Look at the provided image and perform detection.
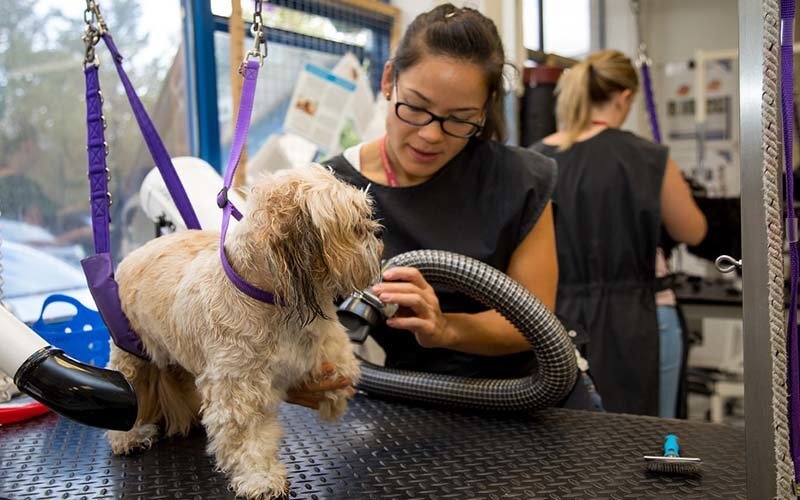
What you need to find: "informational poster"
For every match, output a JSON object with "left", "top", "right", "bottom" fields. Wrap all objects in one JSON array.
[
  {"left": 247, "top": 132, "right": 318, "bottom": 183},
  {"left": 332, "top": 52, "right": 375, "bottom": 138},
  {"left": 284, "top": 64, "right": 356, "bottom": 154},
  {"left": 662, "top": 58, "right": 740, "bottom": 197}
]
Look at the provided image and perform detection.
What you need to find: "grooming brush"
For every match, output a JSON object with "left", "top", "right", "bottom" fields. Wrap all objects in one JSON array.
[{"left": 644, "top": 434, "right": 702, "bottom": 474}]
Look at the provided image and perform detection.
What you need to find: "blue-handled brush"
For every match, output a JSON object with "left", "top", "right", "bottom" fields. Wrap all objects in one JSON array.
[{"left": 644, "top": 434, "right": 702, "bottom": 474}]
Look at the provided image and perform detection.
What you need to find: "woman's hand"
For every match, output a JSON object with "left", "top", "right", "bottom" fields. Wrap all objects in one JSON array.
[
  {"left": 286, "top": 362, "right": 356, "bottom": 410},
  {"left": 371, "top": 266, "right": 452, "bottom": 349}
]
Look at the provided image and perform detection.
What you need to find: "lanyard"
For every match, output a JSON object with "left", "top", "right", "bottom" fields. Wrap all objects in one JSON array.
[{"left": 379, "top": 135, "right": 399, "bottom": 187}]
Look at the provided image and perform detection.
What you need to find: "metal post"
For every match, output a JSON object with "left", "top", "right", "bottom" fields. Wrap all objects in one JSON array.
[
  {"left": 183, "top": 0, "right": 222, "bottom": 170},
  {"left": 738, "top": 0, "right": 779, "bottom": 498},
  {"left": 538, "top": 0, "right": 544, "bottom": 51}
]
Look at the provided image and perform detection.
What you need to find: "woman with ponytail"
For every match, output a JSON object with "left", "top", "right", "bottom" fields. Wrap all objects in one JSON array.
[{"left": 531, "top": 50, "right": 707, "bottom": 417}]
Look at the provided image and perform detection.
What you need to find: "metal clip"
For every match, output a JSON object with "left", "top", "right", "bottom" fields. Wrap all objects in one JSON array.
[
  {"left": 240, "top": 50, "right": 265, "bottom": 73},
  {"left": 241, "top": 0, "right": 268, "bottom": 68},
  {"left": 635, "top": 44, "right": 652, "bottom": 68},
  {"left": 82, "top": 26, "right": 101, "bottom": 68},
  {"left": 82, "top": 1, "right": 108, "bottom": 67},
  {"left": 84, "top": 1, "right": 108, "bottom": 35},
  {"left": 715, "top": 255, "right": 742, "bottom": 274},
  {"left": 217, "top": 187, "right": 229, "bottom": 208}
]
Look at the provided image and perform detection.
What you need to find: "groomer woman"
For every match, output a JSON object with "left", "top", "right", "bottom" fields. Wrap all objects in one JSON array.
[
  {"left": 323, "top": 5, "right": 559, "bottom": 380},
  {"left": 531, "top": 50, "right": 707, "bottom": 417}
]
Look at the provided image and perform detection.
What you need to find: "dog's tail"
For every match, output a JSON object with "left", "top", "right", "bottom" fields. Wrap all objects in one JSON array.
[{"left": 109, "top": 345, "right": 201, "bottom": 437}]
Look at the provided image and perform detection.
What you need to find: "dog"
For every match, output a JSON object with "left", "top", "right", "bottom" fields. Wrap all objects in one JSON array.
[{"left": 106, "top": 164, "right": 382, "bottom": 499}]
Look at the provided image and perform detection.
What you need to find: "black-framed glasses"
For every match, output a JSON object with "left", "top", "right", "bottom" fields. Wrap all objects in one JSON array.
[{"left": 393, "top": 81, "right": 484, "bottom": 139}]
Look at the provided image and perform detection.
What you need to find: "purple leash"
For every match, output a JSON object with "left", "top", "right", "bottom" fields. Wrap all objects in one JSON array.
[
  {"left": 779, "top": 0, "right": 800, "bottom": 484},
  {"left": 216, "top": 59, "right": 280, "bottom": 304},
  {"left": 640, "top": 61, "right": 662, "bottom": 144}
]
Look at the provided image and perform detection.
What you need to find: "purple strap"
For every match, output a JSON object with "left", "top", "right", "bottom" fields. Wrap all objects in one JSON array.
[
  {"left": 217, "top": 60, "right": 280, "bottom": 305},
  {"left": 81, "top": 254, "right": 144, "bottom": 357},
  {"left": 101, "top": 33, "right": 202, "bottom": 231},
  {"left": 640, "top": 62, "right": 662, "bottom": 144},
  {"left": 82, "top": 62, "right": 146, "bottom": 358},
  {"left": 80, "top": 33, "right": 205, "bottom": 359},
  {"left": 780, "top": 0, "right": 800, "bottom": 484},
  {"left": 84, "top": 64, "right": 111, "bottom": 254}
]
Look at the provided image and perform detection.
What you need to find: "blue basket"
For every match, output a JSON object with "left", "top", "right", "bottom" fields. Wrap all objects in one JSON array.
[{"left": 30, "top": 294, "right": 110, "bottom": 367}]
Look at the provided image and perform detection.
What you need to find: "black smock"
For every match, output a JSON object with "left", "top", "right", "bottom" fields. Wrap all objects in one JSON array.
[
  {"left": 324, "top": 139, "right": 557, "bottom": 379},
  {"left": 531, "top": 128, "right": 668, "bottom": 416}
]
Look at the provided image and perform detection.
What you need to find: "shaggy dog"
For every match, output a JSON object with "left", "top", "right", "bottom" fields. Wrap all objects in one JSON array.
[{"left": 106, "top": 164, "right": 382, "bottom": 499}]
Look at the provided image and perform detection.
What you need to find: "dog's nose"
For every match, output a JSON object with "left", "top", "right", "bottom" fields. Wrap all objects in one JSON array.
[{"left": 374, "top": 226, "right": 384, "bottom": 239}]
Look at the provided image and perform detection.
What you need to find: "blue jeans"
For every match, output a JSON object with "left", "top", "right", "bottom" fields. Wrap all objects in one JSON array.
[{"left": 658, "top": 306, "right": 683, "bottom": 418}]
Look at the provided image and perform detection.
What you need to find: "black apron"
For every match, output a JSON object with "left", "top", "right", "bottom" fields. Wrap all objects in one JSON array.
[
  {"left": 324, "top": 139, "right": 557, "bottom": 379},
  {"left": 532, "top": 129, "right": 668, "bottom": 416}
]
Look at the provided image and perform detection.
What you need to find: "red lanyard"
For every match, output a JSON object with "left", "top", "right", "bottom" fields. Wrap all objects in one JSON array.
[{"left": 379, "top": 135, "right": 399, "bottom": 187}]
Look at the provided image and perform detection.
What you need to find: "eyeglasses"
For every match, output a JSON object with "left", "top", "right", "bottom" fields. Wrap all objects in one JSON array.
[{"left": 393, "top": 81, "right": 484, "bottom": 139}]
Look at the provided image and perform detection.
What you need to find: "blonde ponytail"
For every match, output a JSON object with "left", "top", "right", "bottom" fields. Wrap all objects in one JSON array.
[
  {"left": 555, "top": 62, "right": 593, "bottom": 149},
  {"left": 555, "top": 50, "right": 639, "bottom": 150}
]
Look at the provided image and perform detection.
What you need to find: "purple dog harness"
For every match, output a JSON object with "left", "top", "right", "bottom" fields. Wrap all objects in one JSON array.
[{"left": 81, "top": 1, "right": 276, "bottom": 360}]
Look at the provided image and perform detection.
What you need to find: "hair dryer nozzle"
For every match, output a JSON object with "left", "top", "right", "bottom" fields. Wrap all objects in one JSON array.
[{"left": 14, "top": 347, "right": 138, "bottom": 431}]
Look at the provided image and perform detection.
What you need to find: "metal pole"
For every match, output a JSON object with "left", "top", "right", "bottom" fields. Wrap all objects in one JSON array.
[
  {"left": 738, "top": 0, "right": 779, "bottom": 497},
  {"left": 538, "top": 0, "right": 544, "bottom": 51}
]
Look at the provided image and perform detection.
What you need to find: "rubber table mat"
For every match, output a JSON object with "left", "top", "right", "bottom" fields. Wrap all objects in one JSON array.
[{"left": 0, "top": 395, "right": 744, "bottom": 499}]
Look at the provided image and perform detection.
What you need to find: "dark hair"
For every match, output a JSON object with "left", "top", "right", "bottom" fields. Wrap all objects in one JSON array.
[{"left": 392, "top": 4, "right": 508, "bottom": 142}]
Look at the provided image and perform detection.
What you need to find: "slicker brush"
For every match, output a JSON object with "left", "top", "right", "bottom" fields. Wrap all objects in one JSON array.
[{"left": 644, "top": 434, "right": 702, "bottom": 474}]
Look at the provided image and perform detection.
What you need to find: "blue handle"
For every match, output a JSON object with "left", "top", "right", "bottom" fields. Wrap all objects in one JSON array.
[
  {"left": 664, "top": 434, "right": 680, "bottom": 457},
  {"left": 32, "top": 294, "right": 104, "bottom": 331}
]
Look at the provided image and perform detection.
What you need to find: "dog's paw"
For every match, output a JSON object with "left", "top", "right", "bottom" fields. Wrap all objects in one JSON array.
[
  {"left": 336, "top": 358, "right": 361, "bottom": 386},
  {"left": 229, "top": 463, "right": 288, "bottom": 499},
  {"left": 107, "top": 424, "right": 159, "bottom": 455},
  {"left": 317, "top": 390, "right": 351, "bottom": 422}
]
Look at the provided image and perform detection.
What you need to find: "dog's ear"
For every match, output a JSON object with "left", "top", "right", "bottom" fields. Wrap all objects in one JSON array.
[
  {"left": 300, "top": 167, "right": 380, "bottom": 291},
  {"left": 247, "top": 176, "right": 329, "bottom": 326}
]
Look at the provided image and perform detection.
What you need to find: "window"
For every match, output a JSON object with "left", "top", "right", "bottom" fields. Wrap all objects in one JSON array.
[
  {"left": 0, "top": 0, "right": 392, "bottom": 321},
  {"left": 523, "top": 0, "right": 592, "bottom": 58},
  {"left": 191, "top": 0, "right": 392, "bottom": 168},
  {"left": 210, "top": 0, "right": 374, "bottom": 47},
  {"left": 0, "top": 0, "right": 187, "bottom": 317}
]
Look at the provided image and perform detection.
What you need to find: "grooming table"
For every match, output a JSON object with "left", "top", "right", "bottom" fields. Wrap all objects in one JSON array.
[{"left": 0, "top": 395, "right": 744, "bottom": 499}]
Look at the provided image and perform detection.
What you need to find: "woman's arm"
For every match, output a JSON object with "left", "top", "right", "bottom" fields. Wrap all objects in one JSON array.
[
  {"left": 373, "top": 202, "right": 559, "bottom": 356},
  {"left": 661, "top": 158, "right": 707, "bottom": 245}
]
